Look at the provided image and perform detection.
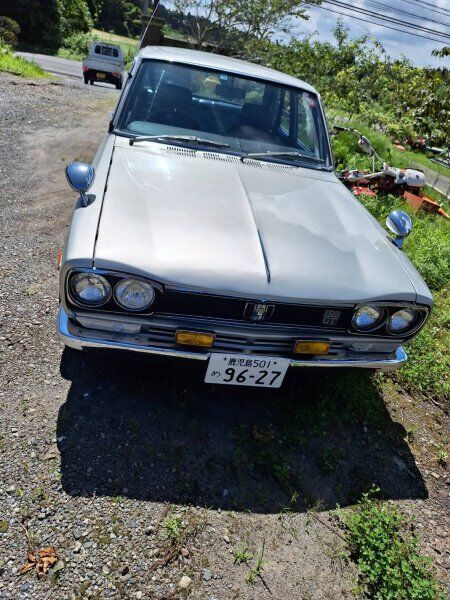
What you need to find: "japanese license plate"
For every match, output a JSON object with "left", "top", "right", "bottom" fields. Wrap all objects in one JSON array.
[
  {"left": 97, "top": 72, "right": 106, "bottom": 79},
  {"left": 204, "top": 354, "right": 289, "bottom": 388}
]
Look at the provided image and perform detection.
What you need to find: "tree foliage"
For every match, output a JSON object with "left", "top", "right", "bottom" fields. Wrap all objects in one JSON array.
[
  {"left": 171, "top": 0, "right": 319, "bottom": 49},
  {"left": 0, "top": 0, "right": 93, "bottom": 48},
  {"left": 248, "top": 22, "right": 449, "bottom": 146}
]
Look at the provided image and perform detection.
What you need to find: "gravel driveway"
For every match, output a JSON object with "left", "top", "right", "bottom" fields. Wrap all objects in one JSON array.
[{"left": 0, "top": 72, "right": 447, "bottom": 600}]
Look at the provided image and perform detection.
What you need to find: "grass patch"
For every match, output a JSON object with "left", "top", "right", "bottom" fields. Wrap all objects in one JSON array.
[
  {"left": 0, "top": 45, "right": 47, "bottom": 78},
  {"left": 344, "top": 488, "right": 442, "bottom": 599}
]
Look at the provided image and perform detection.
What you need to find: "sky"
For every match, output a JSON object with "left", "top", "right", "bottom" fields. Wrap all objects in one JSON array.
[{"left": 290, "top": 0, "right": 450, "bottom": 68}]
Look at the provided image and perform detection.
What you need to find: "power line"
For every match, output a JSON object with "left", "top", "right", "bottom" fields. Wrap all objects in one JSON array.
[
  {"left": 358, "top": 0, "right": 450, "bottom": 27},
  {"left": 322, "top": 0, "right": 450, "bottom": 39},
  {"left": 398, "top": 0, "right": 450, "bottom": 16},
  {"left": 304, "top": 2, "right": 450, "bottom": 44}
]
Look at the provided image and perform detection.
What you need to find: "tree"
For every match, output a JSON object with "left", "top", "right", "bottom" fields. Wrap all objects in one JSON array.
[
  {"left": 0, "top": 0, "right": 63, "bottom": 48},
  {"left": 172, "top": 0, "right": 319, "bottom": 50}
]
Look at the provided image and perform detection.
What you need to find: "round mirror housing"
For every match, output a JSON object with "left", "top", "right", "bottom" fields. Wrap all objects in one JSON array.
[
  {"left": 386, "top": 210, "right": 412, "bottom": 249},
  {"left": 65, "top": 162, "right": 95, "bottom": 206}
]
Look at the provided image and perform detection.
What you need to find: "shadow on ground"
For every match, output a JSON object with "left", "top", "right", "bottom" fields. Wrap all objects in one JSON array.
[{"left": 57, "top": 348, "right": 427, "bottom": 513}]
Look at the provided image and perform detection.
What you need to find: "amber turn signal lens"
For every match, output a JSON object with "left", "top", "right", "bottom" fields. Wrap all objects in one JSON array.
[
  {"left": 175, "top": 330, "right": 215, "bottom": 347},
  {"left": 294, "top": 340, "right": 330, "bottom": 355}
]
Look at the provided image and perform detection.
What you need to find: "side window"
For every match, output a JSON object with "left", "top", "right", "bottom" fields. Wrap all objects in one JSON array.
[
  {"left": 94, "top": 45, "right": 101, "bottom": 54},
  {"left": 113, "top": 49, "right": 119, "bottom": 58},
  {"left": 102, "top": 46, "right": 113, "bottom": 57}
]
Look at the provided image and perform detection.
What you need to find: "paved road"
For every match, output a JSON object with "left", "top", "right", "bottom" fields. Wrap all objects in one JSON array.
[{"left": 17, "top": 52, "right": 82, "bottom": 79}]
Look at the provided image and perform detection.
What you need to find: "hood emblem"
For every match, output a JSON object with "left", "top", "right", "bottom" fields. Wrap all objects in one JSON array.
[{"left": 244, "top": 302, "right": 275, "bottom": 322}]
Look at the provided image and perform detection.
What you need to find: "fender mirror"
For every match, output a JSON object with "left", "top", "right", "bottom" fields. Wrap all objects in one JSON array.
[
  {"left": 65, "top": 162, "right": 95, "bottom": 207},
  {"left": 386, "top": 210, "right": 412, "bottom": 249}
]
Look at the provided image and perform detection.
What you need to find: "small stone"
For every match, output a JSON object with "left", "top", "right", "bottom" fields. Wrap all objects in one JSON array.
[
  {"left": 136, "top": 593, "right": 143, "bottom": 600},
  {"left": 180, "top": 547, "right": 189, "bottom": 557},
  {"left": 73, "top": 528, "right": 82, "bottom": 540},
  {"left": 179, "top": 575, "right": 192, "bottom": 590},
  {"left": 223, "top": 535, "right": 230, "bottom": 543},
  {"left": 73, "top": 542, "right": 82, "bottom": 553},
  {"left": 43, "top": 444, "right": 59, "bottom": 461},
  {"left": 431, "top": 472, "right": 440, "bottom": 479},
  {"left": 203, "top": 569, "right": 212, "bottom": 582},
  {"left": 102, "top": 566, "right": 110, "bottom": 575}
]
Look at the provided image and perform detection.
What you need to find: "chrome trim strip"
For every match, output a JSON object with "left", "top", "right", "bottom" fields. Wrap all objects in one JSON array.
[{"left": 58, "top": 308, "right": 407, "bottom": 371}]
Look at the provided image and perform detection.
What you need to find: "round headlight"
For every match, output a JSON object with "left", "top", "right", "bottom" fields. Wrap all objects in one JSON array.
[
  {"left": 71, "top": 272, "right": 111, "bottom": 306},
  {"left": 387, "top": 308, "right": 417, "bottom": 334},
  {"left": 352, "top": 305, "right": 385, "bottom": 331},
  {"left": 114, "top": 278, "right": 155, "bottom": 311}
]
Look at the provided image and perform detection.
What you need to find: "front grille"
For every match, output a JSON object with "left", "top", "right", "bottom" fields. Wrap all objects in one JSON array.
[
  {"left": 157, "top": 290, "right": 352, "bottom": 330},
  {"left": 141, "top": 323, "right": 344, "bottom": 356}
]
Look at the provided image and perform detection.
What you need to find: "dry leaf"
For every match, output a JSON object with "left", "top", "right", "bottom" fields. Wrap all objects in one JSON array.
[{"left": 19, "top": 546, "right": 58, "bottom": 579}]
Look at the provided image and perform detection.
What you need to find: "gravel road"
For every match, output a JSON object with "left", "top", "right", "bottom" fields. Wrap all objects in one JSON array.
[{"left": 0, "top": 72, "right": 448, "bottom": 600}]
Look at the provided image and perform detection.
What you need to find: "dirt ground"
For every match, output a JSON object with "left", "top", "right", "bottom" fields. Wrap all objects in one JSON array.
[{"left": 0, "top": 72, "right": 448, "bottom": 600}]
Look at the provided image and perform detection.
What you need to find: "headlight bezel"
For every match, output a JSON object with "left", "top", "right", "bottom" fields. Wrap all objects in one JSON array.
[
  {"left": 386, "top": 307, "right": 419, "bottom": 334},
  {"left": 66, "top": 269, "right": 160, "bottom": 315},
  {"left": 351, "top": 304, "right": 387, "bottom": 332},
  {"left": 350, "top": 302, "right": 429, "bottom": 337},
  {"left": 114, "top": 278, "right": 156, "bottom": 311},
  {"left": 70, "top": 272, "right": 112, "bottom": 307}
]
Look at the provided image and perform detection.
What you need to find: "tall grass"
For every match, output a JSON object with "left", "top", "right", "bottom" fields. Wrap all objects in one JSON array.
[{"left": 0, "top": 42, "right": 47, "bottom": 78}]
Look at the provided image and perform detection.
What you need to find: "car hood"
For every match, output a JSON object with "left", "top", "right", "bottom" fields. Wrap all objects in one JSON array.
[{"left": 94, "top": 139, "right": 418, "bottom": 304}]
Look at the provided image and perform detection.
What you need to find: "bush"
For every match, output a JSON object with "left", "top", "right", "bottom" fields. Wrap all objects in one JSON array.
[
  {"left": 0, "top": 16, "right": 20, "bottom": 46},
  {"left": 345, "top": 488, "right": 442, "bottom": 599},
  {"left": 62, "top": 31, "right": 95, "bottom": 55}
]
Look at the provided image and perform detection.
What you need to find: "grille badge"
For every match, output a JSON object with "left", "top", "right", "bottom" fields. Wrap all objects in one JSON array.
[
  {"left": 244, "top": 302, "right": 275, "bottom": 322},
  {"left": 322, "top": 309, "right": 341, "bottom": 326}
]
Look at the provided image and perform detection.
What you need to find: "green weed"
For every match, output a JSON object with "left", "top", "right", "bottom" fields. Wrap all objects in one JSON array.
[
  {"left": 437, "top": 448, "right": 448, "bottom": 468},
  {"left": 164, "top": 515, "right": 183, "bottom": 542},
  {"left": 246, "top": 539, "right": 265, "bottom": 584},
  {"left": 233, "top": 545, "right": 253, "bottom": 565},
  {"left": 344, "top": 487, "right": 442, "bottom": 599}
]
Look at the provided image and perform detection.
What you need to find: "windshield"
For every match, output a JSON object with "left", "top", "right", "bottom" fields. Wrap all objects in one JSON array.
[{"left": 116, "top": 60, "right": 332, "bottom": 169}]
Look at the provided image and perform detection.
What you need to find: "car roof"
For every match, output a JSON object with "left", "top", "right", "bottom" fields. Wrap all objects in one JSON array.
[{"left": 137, "top": 46, "right": 318, "bottom": 94}]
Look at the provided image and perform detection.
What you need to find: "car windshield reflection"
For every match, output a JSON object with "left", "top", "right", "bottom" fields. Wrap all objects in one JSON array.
[{"left": 117, "top": 60, "right": 332, "bottom": 169}]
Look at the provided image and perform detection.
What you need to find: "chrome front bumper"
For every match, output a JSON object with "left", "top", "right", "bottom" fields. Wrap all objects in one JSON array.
[{"left": 58, "top": 308, "right": 407, "bottom": 371}]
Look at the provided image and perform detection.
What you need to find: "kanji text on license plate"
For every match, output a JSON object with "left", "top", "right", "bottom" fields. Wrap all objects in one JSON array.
[{"left": 204, "top": 354, "right": 289, "bottom": 388}]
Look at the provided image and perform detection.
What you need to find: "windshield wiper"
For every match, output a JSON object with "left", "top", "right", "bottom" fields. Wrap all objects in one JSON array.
[
  {"left": 129, "top": 135, "right": 230, "bottom": 148},
  {"left": 240, "top": 151, "right": 324, "bottom": 165}
]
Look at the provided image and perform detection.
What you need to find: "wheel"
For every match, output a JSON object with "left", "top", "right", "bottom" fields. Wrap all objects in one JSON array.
[
  {"left": 89, "top": 79, "right": 93, "bottom": 85},
  {"left": 83, "top": 75, "right": 88, "bottom": 84},
  {"left": 116, "top": 81, "right": 122, "bottom": 90}
]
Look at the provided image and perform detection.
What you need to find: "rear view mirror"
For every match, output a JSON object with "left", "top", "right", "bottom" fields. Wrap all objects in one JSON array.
[{"left": 65, "top": 162, "right": 95, "bottom": 207}]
